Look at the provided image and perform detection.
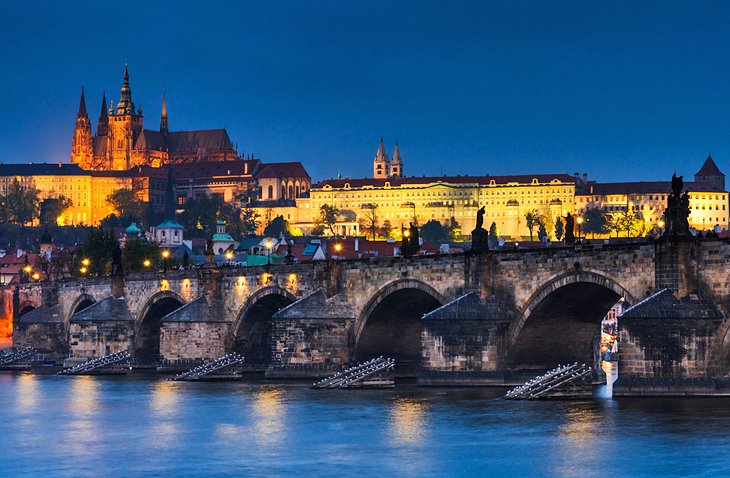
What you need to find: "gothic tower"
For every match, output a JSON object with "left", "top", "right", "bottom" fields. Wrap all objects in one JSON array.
[
  {"left": 160, "top": 88, "right": 169, "bottom": 135},
  {"left": 97, "top": 91, "right": 108, "bottom": 136},
  {"left": 391, "top": 140, "right": 403, "bottom": 178},
  {"left": 70, "top": 87, "right": 94, "bottom": 169},
  {"left": 373, "top": 137, "right": 390, "bottom": 179},
  {"left": 109, "top": 65, "right": 144, "bottom": 170}
]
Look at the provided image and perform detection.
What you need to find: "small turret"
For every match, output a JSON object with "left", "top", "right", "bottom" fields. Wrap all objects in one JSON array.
[
  {"left": 373, "top": 137, "right": 390, "bottom": 179},
  {"left": 116, "top": 64, "right": 137, "bottom": 115},
  {"left": 97, "top": 91, "right": 108, "bottom": 136},
  {"left": 391, "top": 140, "right": 403, "bottom": 178},
  {"left": 71, "top": 87, "right": 93, "bottom": 168}
]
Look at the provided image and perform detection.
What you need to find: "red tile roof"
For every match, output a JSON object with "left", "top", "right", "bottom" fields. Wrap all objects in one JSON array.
[
  {"left": 578, "top": 181, "right": 723, "bottom": 195},
  {"left": 314, "top": 174, "right": 577, "bottom": 189},
  {"left": 695, "top": 155, "right": 724, "bottom": 177},
  {"left": 255, "top": 162, "right": 310, "bottom": 179}
]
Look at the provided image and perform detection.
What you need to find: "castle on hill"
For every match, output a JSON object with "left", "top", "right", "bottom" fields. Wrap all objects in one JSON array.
[{"left": 71, "top": 66, "right": 237, "bottom": 171}]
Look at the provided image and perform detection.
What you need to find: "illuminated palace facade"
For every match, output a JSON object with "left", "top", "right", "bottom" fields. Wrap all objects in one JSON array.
[
  {"left": 267, "top": 140, "right": 577, "bottom": 238},
  {"left": 71, "top": 66, "right": 237, "bottom": 172},
  {"left": 575, "top": 156, "right": 729, "bottom": 232}
]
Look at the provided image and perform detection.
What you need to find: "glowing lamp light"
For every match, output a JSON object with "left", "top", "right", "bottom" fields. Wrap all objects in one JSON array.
[
  {"left": 32, "top": 273, "right": 40, "bottom": 281},
  {"left": 225, "top": 251, "right": 234, "bottom": 260},
  {"left": 658, "top": 220, "right": 665, "bottom": 229},
  {"left": 404, "top": 230, "right": 410, "bottom": 238},
  {"left": 80, "top": 267, "right": 87, "bottom": 274},
  {"left": 23, "top": 266, "right": 32, "bottom": 273},
  {"left": 576, "top": 217, "right": 584, "bottom": 225},
  {"left": 334, "top": 243, "right": 342, "bottom": 253},
  {"left": 288, "top": 273, "right": 297, "bottom": 285},
  {"left": 266, "top": 240, "right": 273, "bottom": 250},
  {"left": 81, "top": 258, "right": 90, "bottom": 267},
  {"left": 162, "top": 250, "right": 170, "bottom": 259},
  {"left": 143, "top": 259, "right": 151, "bottom": 268}
]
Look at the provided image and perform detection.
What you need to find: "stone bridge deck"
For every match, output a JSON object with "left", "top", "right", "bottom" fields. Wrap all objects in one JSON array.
[{"left": 12, "top": 238, "right": 730, "bottom": 395}]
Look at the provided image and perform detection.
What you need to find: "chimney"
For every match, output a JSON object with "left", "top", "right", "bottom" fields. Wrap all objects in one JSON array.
[
  {"left": 354, "top": 238, "right": 359, "bottom": 252},
  {"left": 583, "top": 173, "right": 588, "bottom": 181}
]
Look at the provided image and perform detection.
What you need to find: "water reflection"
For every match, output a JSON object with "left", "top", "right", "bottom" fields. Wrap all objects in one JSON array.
[
  {"left": 151, "top": 380, "right": 180, "bottom": 417},
  {"left": 552, "top": 404, "right": 603, "bottom": 477},
  {"left": 389, "top": 398, "right": 428, "bottom": 445},
  {"left": 15, "top": 373, "right": 38, "bottom": 413},
  {"left": 251, "top": 387, "right": 285, "bottom": 446},
  {"left": 65, "top": 376, "right": 99, "bottom": 456}
]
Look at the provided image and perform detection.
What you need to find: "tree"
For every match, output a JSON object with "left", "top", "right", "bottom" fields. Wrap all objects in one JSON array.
[
  {"left": 241, "top": 206, "right": 261, "bottom": 236},
  {"left": 317, "top": 204, "right": 340, "bottom": 236},
  {"left": 264, "top": 215, "right": 290, "bottom": 237},
  {"left": 107, "top": 189, "right": 145, "bottom": 221},
  {"left": 554, "top": 217, "right": 564, "bottom": 241},
  {"left": 6, "top": 179, "right": 40, "bottom": 225},
  {"left": 381, "top": 220, "right": 393, "bottom": 239},
  {"left": 123, "top": 237, "right": 162, "bottom": 272},
  {"left": 40, "top": 196, "right": 73, "bottom": 226},
  {"left": 583, "top": 206, "right": 609, "bottom": 238},
  {"left": 524, "top": 210, "right": 540, "bottom": 241},
  {"left": 179, "top": 194, "right": 224, "bottom": 237},
  {"left": 359, "top": 204, "right": 379, "bottom": 240},
  {"left": 488, "top": 222, "right": 500, "bottom": 249},
  {"left": 421, "top": 220, "right": 449, "bottom": 244},
  {"left": 311, "top": 224, "right": 325, "bottom": 236},
  {"left": 447, "top": 217, "right": 461, "bottom": 241},
  {"left": 537, "top": 222, "right": 548, "bottom": 242},
  {"left": 78, "top": 228, "right": 118, "bottom": 276}
]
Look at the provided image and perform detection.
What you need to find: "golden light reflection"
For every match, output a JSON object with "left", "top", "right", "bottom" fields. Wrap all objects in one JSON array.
[
  {"left": 251, "top": 387, "right": 285, "bottom": 446},
  {"left": 261, "top": 273, "right": 271, "bottom": 285},
  {"left": 552, "top": 406, "right": 602, "bottom": 477},
  {"left": 160, "top": 279, "right": 170, "bottom": 291},
  {"left": 288, "top": 273, "right": 297, "bottom": 286},
  {"left": 389, "top": 398, "right": 428, "bottom": 444},
  {"left": 151, "top": 380, "right": 180, "bottom": 417},
  {"left": 181, "top": 279, "right": 193, "bottom": 301},
  {"left": 64, "top": 376, "right": 100, "bottom": 456},
  {"left": 15, "top": 373, "right": 38, "bottom": 413}
]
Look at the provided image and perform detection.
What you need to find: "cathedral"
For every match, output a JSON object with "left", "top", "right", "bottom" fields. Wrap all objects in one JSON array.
[{"left": 71, "top": 66, "right": 238, "bottom": 171}]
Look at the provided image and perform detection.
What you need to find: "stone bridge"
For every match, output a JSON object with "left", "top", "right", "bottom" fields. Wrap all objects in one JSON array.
[{"left": 13, "top": 238, "right": 730, "bottom": 395}]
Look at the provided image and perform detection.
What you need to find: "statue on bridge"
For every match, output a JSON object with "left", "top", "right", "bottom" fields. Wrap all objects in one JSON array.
[
  {"left": 663, "top": 173, "right": 691, "bottom": 237},
  {"left": 471, "top": 206, "right": 489, "bottom": 252},
  {"left": 400, "top": 222, "right": 421, "bottom": 257},
  {"left": 564, "top": 213, "right": 575, "bottom": 245},
  {"left": 111, "top": 244, "right": 123, "bottom": 276}
]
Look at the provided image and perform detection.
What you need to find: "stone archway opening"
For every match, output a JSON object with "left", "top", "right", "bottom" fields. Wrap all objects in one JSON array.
[
  {"left": 18, "top": 305, "right": 35, "bottom": 316},
  {"left": 509, "top": 281, "right": 626, "bottom": 383},
  {"left": 135, "top": 296, "right": 184, "bottom": 366},
  {"left": 233, "top": 293, "right": 294, "bottom": 370},
  {"left": 356, "top": 287, "right": 442, "bottom": 376},
  {"left": 70, "top": 296, "right": 95, "bottom": 317}
]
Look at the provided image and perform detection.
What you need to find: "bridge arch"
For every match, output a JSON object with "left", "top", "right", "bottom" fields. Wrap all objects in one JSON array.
[
  {"left": 507, "top": 269, "right": 636, "bottom": 374},
  {"left": 67, "top": 293, "right": 96, "bottom": 322},
  {"left": 134, "top": 291, "right": 186, "bottom": 365},
  {"left": 229, "top": 286, "right": 296, "bottom": 369},
  {"left": 355, "top": 279, "right": 444, "bottom": 372}
]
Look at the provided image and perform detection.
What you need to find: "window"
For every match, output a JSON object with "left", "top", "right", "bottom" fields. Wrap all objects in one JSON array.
[{"left": 268, "top": 185, "right": 274, "bottom": 199}]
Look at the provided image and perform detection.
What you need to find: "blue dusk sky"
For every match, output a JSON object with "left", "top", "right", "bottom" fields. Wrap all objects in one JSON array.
[{"left": 2, "top": 1, "right": 730, "bottom": 183}]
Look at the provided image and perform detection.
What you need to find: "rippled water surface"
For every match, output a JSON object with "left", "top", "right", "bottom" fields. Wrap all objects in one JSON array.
[{"left": 2, "top": 371, "right": 730, "bottom": 477}]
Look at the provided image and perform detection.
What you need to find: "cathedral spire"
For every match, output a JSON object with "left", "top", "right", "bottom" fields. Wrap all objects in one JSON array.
[
  {"left": 78, "top": 87, "right": 88, "bottom": 117},
  {"left": 391, "top": 139, "right": 403, "bottom": 178},
  {"left": 160, "top": 88, "right": 168, "bottom": 134},
  {"left": 116, "top": 64, "right": 136, "bottom": 115},
  {"left": 373, "top": 137, "right": 390, "bottom": 179},
  {"left": 97, "top": 91, "right": 108, "bottom": 136}
]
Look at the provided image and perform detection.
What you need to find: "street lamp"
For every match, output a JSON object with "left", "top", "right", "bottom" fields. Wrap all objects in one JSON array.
[
  {"left": 32, "top": 272, "right": 40, "bottom": 281},
  {"left": 266, "top": 239, "right": 273, "bottom": 265},
  {"left": 162, "top": 250, "right": 170, "bottom": 273},
  {"left": 576, "top": 216, "right": 584, "bottom": 241},
  {"left": 143, "top": 259, "right": 151, "bottom": 268},
  {"left": 81, "top": 258, "right": 90, "bottom": 267},
  {"left": 225, "top": 250, "right": 234, "bottom": 262},
  {"left": 334, "top": 243, "right": 342, "bottom": 259}
]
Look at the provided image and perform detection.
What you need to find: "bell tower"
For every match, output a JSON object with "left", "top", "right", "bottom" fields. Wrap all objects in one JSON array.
[
  {"left": 373, "top": 137, "right": 390, "bottom": 179},
  {"left": 109, "top": 65, "right": 144, "bottom": 170},
  {"left": 71, "top": 87, "right": 94, "bottom": 169}
]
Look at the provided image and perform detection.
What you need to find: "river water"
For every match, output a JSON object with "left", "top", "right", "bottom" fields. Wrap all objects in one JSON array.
[{"left": 2, "top": 369, "right": 730, "bottom": 477}]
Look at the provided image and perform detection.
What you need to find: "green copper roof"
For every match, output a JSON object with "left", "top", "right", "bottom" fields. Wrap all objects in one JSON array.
[
  {"left": 156, "top": 219, "right": 184, "bottom": 229},
  {"left": 125, "top": 223, "right": 141, "bottom": 235},
  {"left": 212, "top": 233, "right": 234, "bottom": 242}
]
